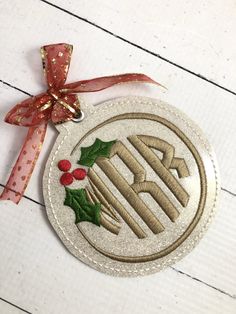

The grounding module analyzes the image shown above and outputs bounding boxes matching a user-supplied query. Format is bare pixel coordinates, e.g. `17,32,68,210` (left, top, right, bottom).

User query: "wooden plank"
49,0,236,92
0,0,235,202
0,197,235,314
174,190,236,296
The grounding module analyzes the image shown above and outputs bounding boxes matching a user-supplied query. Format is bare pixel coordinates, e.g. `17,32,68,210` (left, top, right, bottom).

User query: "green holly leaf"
78,138,116,167
64,187,101,226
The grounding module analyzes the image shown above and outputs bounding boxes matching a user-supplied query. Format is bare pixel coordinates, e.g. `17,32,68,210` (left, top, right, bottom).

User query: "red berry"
58,159,71,172
60,172,73,186
72,168,87,180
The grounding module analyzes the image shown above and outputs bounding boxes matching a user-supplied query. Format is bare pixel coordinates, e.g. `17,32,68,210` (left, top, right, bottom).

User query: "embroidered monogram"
86,136,190,238
43,97,219,276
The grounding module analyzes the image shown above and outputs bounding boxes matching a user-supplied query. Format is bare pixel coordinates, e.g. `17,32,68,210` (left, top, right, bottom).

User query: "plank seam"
221,187,236,197
0,80,32,97
171,267,236,299
0,297,32,314
0,184,44,206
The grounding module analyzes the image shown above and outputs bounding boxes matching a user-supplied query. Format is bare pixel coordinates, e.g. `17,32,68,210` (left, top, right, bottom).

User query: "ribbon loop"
41,43,73,89
0,43,162,204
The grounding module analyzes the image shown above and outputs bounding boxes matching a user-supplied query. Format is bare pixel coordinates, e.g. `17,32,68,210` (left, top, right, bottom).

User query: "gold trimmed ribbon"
0,43,162,204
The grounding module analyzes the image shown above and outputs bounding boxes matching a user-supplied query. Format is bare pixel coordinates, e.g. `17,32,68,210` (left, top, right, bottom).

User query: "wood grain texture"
0,0,235,313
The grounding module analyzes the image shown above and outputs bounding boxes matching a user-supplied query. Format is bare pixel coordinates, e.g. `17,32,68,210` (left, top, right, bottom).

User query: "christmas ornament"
0,44,219,277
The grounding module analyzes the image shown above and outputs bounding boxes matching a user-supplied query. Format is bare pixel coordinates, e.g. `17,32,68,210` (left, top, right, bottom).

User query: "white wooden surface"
0,1,235,313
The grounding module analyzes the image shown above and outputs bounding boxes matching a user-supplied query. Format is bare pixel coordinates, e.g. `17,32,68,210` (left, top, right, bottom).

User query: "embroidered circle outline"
70,112,207,262
46,98,218,274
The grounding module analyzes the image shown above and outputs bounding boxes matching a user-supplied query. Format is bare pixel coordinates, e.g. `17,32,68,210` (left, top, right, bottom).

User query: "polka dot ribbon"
0,43,162,204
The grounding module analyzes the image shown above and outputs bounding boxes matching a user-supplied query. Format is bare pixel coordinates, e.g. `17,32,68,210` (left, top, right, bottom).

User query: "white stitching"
47,97,219,274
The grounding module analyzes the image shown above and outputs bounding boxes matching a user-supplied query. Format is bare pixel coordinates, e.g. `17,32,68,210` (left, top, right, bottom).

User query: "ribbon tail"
0,123,47,204
61,73,165,93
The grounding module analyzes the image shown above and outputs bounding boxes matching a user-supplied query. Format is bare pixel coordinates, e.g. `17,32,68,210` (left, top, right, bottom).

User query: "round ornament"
43,96,219,276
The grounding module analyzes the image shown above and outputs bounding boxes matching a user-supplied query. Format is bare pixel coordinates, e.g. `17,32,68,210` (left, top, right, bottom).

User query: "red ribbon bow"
0,43,161,204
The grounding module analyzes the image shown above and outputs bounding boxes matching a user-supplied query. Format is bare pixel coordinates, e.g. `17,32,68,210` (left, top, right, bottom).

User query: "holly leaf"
78,138,116,167
64,187,101,226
